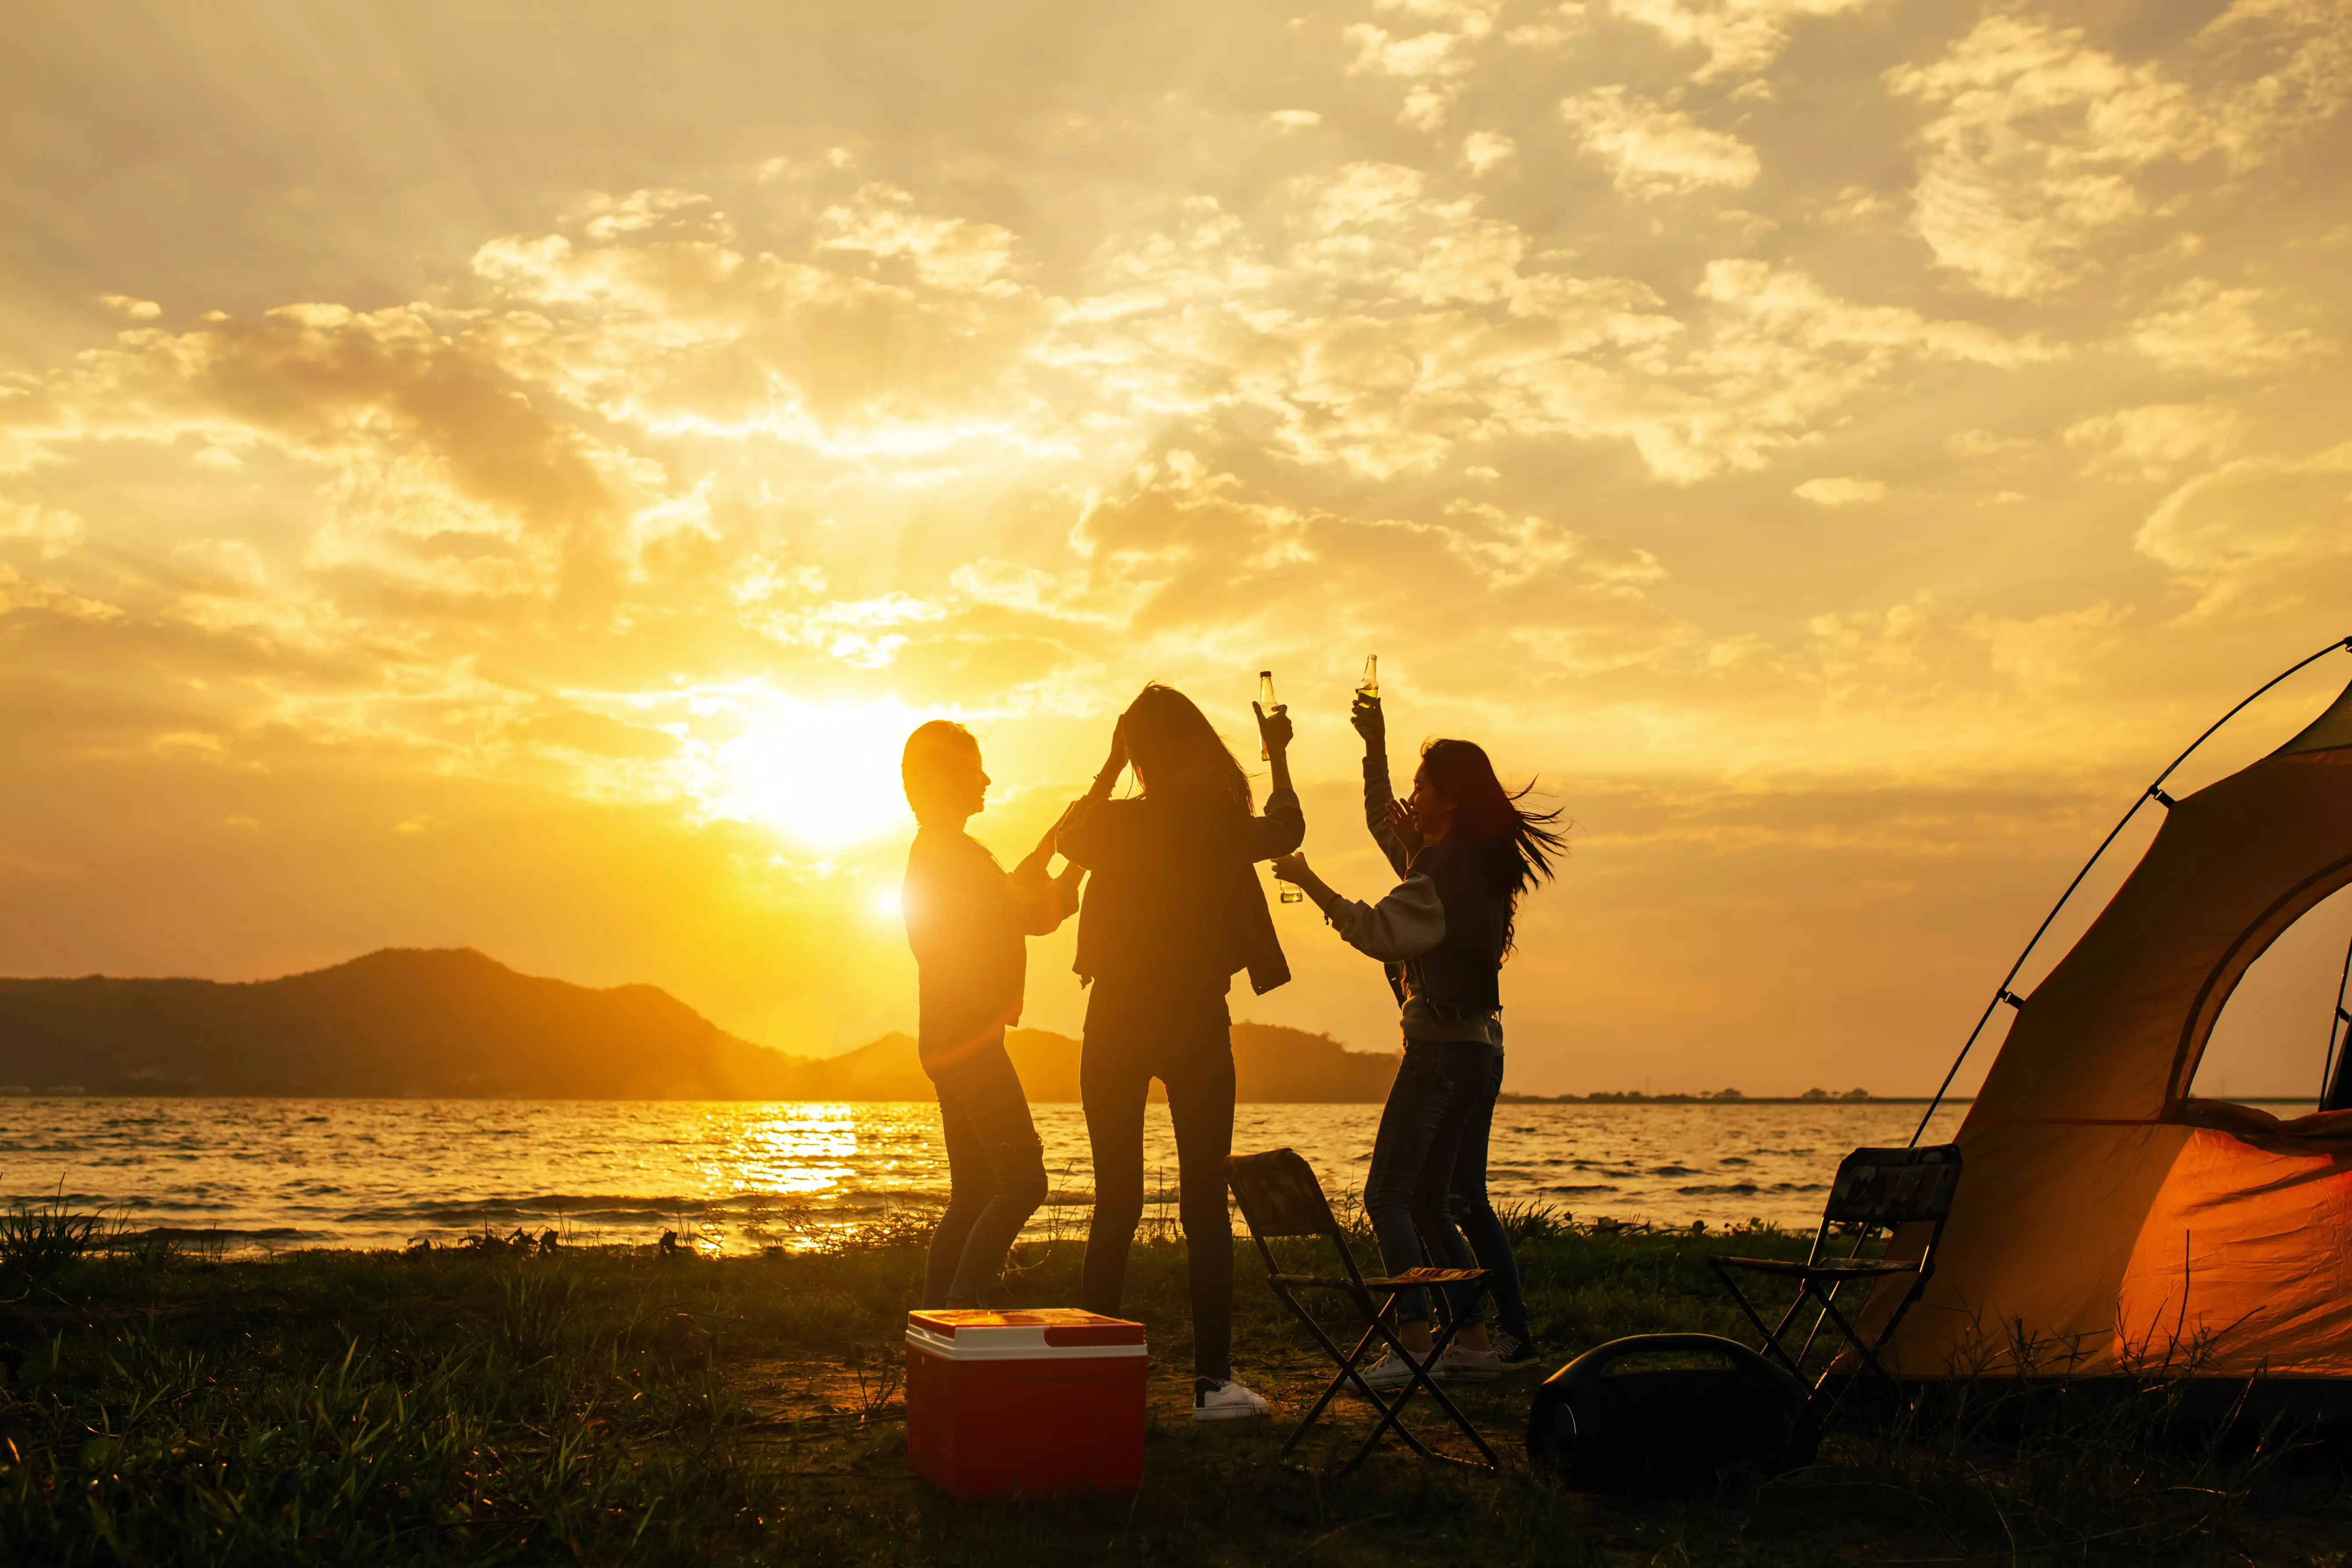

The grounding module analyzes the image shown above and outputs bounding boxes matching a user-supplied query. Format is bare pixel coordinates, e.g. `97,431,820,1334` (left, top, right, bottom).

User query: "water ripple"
0,1097,1967,1253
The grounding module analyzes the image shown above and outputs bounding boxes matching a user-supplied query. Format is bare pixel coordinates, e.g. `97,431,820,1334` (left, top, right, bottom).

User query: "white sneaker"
1439,1343,1503,1382
1193,1376,1271,1421
1356,1348,1429,1391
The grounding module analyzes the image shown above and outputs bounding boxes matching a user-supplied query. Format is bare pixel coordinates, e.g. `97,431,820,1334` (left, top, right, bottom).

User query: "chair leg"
1795,1272,1865,1370
1267,1284,1429,1461
1335,1293,1446,1469
1340,1282,1498,1474
1295,1312,1430,1461
1269,1285,1356,1458
1409,1285,1499,1470
1709,1257,1806,1376
1794,1294,1834,1370
1793,1280,1925,1432
1283,1319,1376,1456
1763,1285,1823,1370
1813,1290,1904,1391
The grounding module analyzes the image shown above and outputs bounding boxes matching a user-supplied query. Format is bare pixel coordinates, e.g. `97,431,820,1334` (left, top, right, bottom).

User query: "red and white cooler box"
904,1308,1147,1498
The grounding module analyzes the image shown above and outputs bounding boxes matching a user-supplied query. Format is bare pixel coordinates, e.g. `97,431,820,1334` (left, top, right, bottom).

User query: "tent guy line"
1912,634,2352,1147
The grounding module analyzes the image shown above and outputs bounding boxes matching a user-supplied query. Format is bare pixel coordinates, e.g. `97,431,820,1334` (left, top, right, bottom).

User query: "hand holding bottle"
1257,680,1300,900
1253,700,1293,758
1351,654,1383,746
1271,851,1322,908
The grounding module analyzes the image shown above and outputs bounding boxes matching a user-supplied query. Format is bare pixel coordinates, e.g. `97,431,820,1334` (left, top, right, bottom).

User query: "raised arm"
1271,852,1444,962
1055,719,1129,870
1353,693,1415,875
1008,804,1083,934
1007,867,1082,934
1247,701,1304,859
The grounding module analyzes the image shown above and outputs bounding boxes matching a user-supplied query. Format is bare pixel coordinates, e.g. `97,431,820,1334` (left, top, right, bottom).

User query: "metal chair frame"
1226,1148,1497,1472
1708,1143,1963,1405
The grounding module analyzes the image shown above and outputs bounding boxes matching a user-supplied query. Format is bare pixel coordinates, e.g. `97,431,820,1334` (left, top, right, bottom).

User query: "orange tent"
1879,674,2352,1380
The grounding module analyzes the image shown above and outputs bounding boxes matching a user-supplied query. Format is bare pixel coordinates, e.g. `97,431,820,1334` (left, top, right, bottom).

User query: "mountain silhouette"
0,948,1398,1101
0,948,802,1098
805,1023,1397,1103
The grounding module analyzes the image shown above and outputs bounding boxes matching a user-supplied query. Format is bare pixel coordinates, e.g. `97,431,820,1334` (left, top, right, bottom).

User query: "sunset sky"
4,0,2348,1095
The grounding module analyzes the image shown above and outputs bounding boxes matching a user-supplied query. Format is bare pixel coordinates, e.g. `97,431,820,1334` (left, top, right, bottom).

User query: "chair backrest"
1226,1149,1343,1240
1821,1144,1963,1227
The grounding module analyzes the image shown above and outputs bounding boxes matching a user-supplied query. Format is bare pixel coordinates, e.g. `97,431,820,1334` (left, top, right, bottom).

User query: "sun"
696,693,929,850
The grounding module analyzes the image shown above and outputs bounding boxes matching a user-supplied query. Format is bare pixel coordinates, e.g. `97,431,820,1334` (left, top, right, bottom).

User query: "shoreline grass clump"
0,1208,2343,1564
1,1190,122,1281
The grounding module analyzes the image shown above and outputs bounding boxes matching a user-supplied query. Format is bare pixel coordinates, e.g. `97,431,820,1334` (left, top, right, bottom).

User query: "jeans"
923,1038,1048,1309
1364,1038,1491,1326
1449,1051,1529,1340
1078,985,1236,1383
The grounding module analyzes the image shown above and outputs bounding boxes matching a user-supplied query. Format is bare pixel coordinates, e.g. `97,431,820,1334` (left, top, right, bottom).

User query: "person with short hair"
900,720,1082,1309
1273,693,1563,1384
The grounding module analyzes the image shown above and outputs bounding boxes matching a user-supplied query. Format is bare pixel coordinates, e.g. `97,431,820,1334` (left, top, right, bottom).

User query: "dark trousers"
1448,1051,1529,1340
1364,1038,1491,1326
1078,986,1235,1383
923,1039,1048,1309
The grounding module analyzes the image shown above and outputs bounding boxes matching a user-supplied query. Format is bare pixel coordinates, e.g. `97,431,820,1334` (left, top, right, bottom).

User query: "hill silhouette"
0,949,1399,1101
805,1023,1397,1103
0,948,805,1098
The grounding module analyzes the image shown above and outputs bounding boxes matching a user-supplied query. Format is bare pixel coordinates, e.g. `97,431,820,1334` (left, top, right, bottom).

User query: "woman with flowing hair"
1058,683,1301,1420
1273,691,1563,1383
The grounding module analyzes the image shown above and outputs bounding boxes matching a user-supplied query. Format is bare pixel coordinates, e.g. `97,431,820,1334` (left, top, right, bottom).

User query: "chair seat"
1714,1254,1919,1279
1365,1267,1485,1289
1271,1266,1487,1291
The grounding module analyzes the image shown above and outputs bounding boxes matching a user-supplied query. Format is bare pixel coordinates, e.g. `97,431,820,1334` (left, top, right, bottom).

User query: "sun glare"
697,694,926,849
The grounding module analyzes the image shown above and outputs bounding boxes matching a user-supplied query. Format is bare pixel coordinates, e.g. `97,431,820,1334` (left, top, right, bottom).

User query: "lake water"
0,1098,1976,1253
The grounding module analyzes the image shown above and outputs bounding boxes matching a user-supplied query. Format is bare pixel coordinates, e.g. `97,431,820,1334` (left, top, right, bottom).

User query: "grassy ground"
1,1206,2345,1565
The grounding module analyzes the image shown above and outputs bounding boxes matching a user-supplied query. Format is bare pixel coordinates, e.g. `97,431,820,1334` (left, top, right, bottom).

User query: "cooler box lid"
906,1308,1146,1361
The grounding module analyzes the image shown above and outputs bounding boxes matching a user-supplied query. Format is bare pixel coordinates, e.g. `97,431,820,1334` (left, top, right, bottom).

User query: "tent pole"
1910,635,2352,1147
2320,935,2352,1112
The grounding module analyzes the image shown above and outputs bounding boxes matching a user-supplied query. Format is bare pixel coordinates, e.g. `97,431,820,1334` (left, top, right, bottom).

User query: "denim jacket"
1363,753,1508,1017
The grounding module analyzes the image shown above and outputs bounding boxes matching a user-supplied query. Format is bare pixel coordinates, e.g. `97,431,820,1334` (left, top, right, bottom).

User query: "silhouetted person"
1060,684,1300,1420
1274,695,1564,1384
901,720,1082,1309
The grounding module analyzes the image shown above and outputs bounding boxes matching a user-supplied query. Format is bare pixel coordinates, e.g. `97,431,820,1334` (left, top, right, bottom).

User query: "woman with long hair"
1273,693,1562,1383
1058,683,1301,1420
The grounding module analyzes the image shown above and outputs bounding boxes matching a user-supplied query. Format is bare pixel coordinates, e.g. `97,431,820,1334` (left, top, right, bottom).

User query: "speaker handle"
1540,1332,1807,1409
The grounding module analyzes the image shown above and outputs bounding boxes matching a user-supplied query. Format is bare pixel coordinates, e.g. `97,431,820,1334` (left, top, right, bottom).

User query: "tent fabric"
2281,674,2352,757
1871,682,2352,1379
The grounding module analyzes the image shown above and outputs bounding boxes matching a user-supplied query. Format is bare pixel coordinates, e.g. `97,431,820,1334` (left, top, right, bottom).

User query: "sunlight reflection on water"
0,1097,1972,1253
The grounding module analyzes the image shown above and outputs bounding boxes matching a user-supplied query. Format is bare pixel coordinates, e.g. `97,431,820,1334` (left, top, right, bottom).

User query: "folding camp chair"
1226,1148,1497,1472
1709,1144,1962,1402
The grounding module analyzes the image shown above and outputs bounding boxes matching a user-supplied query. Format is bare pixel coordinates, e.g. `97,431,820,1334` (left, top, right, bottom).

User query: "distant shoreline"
0,1090,1990,1103
1502,1094,1974,1105
1504,1094,2323,1106
0,1090,2326,1105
